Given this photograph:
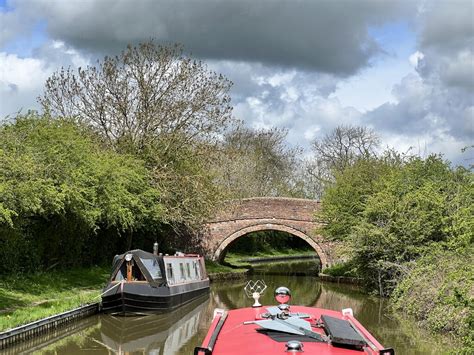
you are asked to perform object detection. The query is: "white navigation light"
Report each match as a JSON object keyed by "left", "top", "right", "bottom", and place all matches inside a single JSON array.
[{"left": 125, "top": 253, "right": 133, "bottom": 262}]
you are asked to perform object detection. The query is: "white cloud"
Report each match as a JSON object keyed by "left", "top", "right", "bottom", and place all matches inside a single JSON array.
[
  {"left": 409, "top": 51, "right": 424, "bottom": 67},
  {"left": 0, "top": 52, "right": 48, "bottom": 117},
  {"left": 0, "top": 41, "right": 91, "bottom": 118}
]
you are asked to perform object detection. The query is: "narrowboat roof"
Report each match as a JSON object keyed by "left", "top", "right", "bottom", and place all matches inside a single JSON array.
[
  {"left": 112, "top": 249, "right": 158, "bottom": 264},
  {"left": 109, "top": 249, "right": 207, "bottom": 286}
]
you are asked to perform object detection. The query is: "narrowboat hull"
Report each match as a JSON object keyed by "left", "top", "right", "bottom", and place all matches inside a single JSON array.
[{"left": 101, "top": 280, "right": 210, "bottom": 315}]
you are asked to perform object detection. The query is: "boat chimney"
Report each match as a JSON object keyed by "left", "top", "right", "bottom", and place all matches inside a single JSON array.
[{"left": 153, "top": 242, "right": 159, "bottom": 255}]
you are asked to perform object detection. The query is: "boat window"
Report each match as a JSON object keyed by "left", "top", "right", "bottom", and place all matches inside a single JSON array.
[
  {"left": 179, "top": 263, "right": 186, "bottom": 280},
  {"left": 140, "top": 258, "right": 162, "bottom": 280},
  {"left": 113, "top": 263, "right": 126, "bottom": 281},
  {"left": 196, "top": 261, "right": 201, "bottom": 278},
  {"left": 166, "top": 263, "right": 174, "bottom": 283},
  {"left": 186, "top": 263, "right": 191, "bottom": 279},
  {"left": 194, "top": 261, "right": 200, "bottom": 278}
]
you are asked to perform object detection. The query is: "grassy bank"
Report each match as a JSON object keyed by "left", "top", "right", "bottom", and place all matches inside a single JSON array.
[
  {"left": 0, "top": 266, "right": 109, "bottom": 332},
  {"left": 204, "top": 260, "right": 248, "bottom": 274},
  {"left": 224, "top": 248, "right": 316, "bottom": 268}
]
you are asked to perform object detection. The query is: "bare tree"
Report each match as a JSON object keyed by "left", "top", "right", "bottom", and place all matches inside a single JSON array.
[
  {"left": 39, "top": 41, "right": 233, "bottom": 154},
  {"left": 39, "top": 41, "right": 235, "bottom": 232},
  {"left": 213, "top": 126, "right": 302, "bottom": 198},
  {"left": 312, "top": 125, "right": 380, "bottom": 175}
]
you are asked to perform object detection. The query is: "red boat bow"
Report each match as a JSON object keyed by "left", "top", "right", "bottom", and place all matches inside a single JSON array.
[{"left": 195, "top": 286, "right": 394, "bottom": 355}]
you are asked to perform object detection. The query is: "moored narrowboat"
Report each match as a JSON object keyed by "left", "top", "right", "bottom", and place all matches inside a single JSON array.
[{"left": 101, "top": 246, "right": 209, "bottom": 315}]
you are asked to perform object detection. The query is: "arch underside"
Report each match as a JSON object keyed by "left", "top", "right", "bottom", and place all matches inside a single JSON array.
[{"left": 212, "top": 223, "right": 328, "bottom": 268}]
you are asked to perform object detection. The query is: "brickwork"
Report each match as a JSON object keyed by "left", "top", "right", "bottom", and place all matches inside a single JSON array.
[{"left": 203, "top": 197, "right": 335, "bottom": 269}]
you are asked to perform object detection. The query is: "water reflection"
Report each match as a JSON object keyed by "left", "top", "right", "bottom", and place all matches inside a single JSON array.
[
  {"left": 210, "top": 274, "right": 321, "bottom": 310},
  {"left": 99, "top": 295, "right": 209, "bottom": 354},
  {"left": 1, "top": 270, "right": 455, "bottom": 354},
  {"left": 1, "top": 295, "right": 209, "bottom": 355}
]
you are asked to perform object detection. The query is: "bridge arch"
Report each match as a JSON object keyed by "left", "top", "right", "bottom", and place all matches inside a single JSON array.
[
  {"left": 202, "top": 197, "right": 335, "bottom": 270},
  {"left": 213, "top": 223, "right": 328, "bottom": 267}
]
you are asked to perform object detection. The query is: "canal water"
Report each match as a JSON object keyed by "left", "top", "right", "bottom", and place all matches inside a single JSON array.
[{"left": 2, "top": 261, "right": 454, "bottom": 354}]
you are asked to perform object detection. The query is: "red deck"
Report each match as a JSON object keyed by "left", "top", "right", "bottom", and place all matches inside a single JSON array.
[{"left": 197, "top": 306, "right": 392, "bottom": 355}]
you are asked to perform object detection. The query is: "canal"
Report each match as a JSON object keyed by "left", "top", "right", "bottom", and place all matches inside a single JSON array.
[{"left": 2, "top": 261, "right": 454, "bottom": 354}]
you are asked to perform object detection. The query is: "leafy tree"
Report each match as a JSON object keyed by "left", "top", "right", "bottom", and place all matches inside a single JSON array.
[{"left": 0, "top": 113, "right": 163, "bottom": 272}]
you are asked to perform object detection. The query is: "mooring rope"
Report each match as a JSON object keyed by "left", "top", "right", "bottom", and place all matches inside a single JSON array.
[{"left": 95, "top": 280, "right": 123, "bottom": 299}]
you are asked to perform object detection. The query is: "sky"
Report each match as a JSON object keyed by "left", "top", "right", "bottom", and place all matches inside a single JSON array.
[{"left": 0, "top": 0, "right": 473, "bottom": 165}]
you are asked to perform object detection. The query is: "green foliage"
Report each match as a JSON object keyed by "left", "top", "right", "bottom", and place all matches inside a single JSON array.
[
  {"left": 316, "top": 157, "right": 394, "bottom": 240},
  {"left": 39, "top": 41, "right": 235, "bottom": 233},
  {"left": 317, "top": 152, "right": 473, "bottom": 349},
  {"left": 319, "top": 154, "right": 472, "bottom": 295},
  {"left": 322, "top": 261, "right": 359, "bottom": 278},
  {"left": 0, "top": 113, "right": 164, "bottom": 273},
  {"left": 391, "top": 246, "right": 474, "bottom": 353}
]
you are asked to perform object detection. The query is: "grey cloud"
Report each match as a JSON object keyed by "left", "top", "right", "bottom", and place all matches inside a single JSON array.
[
  {"left": 16, "top": 0, "right": 412, "bottom": 76},
  {"left": 420, "top": 0, "right": 473, "bottom": 53},
  {"left": 362, "top": 0, "right": 473, "bottom": 164},
  {"left": 0, "top": 5, "right": 33, "bottom": 47},
  {"left": 365, "top": 72, "right": 473, "bottom": 139},
  {"left": 418, "top": 0, "right": 474, "bottom": 91}
]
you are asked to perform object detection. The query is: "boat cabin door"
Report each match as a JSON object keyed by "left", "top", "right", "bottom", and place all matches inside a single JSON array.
[{"left": 125, "top": 253, "right": 135, "bottom": 282}]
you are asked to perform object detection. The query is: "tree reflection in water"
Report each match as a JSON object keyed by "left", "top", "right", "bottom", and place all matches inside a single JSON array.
[{"left": 6, "top": 268, "right": 454, "bottom": 354}]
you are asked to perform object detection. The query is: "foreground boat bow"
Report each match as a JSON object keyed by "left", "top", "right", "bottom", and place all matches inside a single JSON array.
[{"left": 196, "top": 285, "right": 394, "bottom": 354}]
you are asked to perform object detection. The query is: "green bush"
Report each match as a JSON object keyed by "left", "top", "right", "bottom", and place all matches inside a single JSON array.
[
  {"left": 0, "top": 114, "right": 164, "bottom": 273},
  {"left": 322, "top": 262, "right": 358, "bottom": 278},
  {"left": 318, "top": 154, "right": 472, "bottom": 295},
  {"left": 317, "top": 153, "right": 473, "bottom": 348},
  {"left": 391, "top": 246, "right": 474, "bottom": 352}
]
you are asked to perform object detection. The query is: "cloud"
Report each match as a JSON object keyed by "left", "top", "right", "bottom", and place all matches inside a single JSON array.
[
  {"left": 11, "top": 0, "right": 413, "bottom": 76},
  {"left": 221, "top": 64, "right": 362, "bottom": 149},
  {"left": 0, "top": 52, "right": 46, "bottom": 117},
  {"left": 0, "top": 41, "right": 91, "bottom": 118},
  {"left": 417, "top": 0, "right": 474, "bottom": 91},
  {"left": 1, "top": 0, "right": 471, "bottom": 166},
  {"left": 354, "top": 0, "right": 474, "bottom": 165}
]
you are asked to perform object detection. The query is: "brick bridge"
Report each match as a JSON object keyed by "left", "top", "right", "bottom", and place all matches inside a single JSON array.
[{"left": 202, "top": 197, "right": 335, "bottom": 270}]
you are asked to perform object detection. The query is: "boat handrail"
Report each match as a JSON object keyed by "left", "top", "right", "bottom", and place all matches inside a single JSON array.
[{"left": 194, "top": 310, "right": 228, "bottom": 355}]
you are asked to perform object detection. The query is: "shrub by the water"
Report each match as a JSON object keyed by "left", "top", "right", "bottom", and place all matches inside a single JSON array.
[
  {"left": 317, "top": 153, "right": 473, "bottom": 350},
  {"left": 322, "top": 261, "right": 359, "bottom": 278},
  {"left": 391, "top": 246, "right": 474, "bottom": 353}
]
